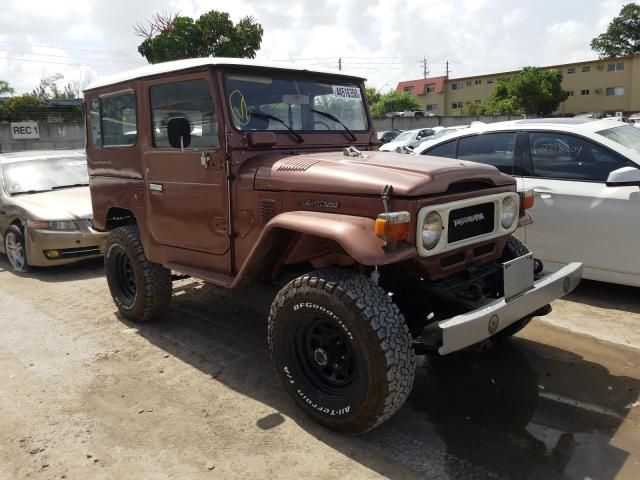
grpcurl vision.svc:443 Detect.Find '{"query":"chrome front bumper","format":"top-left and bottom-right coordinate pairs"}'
top-left (438, 262), bottom-right (583, 355)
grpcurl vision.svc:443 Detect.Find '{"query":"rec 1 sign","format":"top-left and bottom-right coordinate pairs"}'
top-left (11, 122), bottom-right (40, 140)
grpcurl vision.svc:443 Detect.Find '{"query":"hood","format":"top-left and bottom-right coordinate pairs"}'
top-left (9, 186), bottom-right (93, 220)
top-left (253, 150), bottom-right (514, 197)
top-left (379, 139), bottom-right (413, 151)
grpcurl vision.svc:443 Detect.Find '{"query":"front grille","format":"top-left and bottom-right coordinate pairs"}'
top-left (447, 203), bottom-right (495, 243)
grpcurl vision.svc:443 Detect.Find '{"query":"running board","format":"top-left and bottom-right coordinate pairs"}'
top-left (165, 263), bottom-right (234, 288)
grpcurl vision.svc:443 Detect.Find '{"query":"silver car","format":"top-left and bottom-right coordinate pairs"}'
top-left (0, 150), bottom-right (106, 272)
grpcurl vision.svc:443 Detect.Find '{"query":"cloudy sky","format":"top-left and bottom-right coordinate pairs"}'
top-left (0, 0), bottom-right (634, 95)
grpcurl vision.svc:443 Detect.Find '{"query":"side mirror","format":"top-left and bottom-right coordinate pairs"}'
top-left (606, 166), bottom-right (640, 187)
top-left (167, 117), bottom-right (192, 149)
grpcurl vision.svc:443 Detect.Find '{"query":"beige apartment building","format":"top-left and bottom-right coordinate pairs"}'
top-left (396, 54), bottom-right (640, 116)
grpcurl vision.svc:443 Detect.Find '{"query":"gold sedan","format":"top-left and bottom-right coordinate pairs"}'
top-left (0, 150), bottom-right (106, 272)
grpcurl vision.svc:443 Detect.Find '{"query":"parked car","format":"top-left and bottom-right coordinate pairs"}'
top-left (413, 124), bottom-right (472, 150)
top-left (379, 128), bottom-right (436, 151)
top-left (376, 129), bottom-right (403, 144)
top-left (414, 118), bottom-right (640, 286)
top-left (0, 150), bottom-right (106, 272)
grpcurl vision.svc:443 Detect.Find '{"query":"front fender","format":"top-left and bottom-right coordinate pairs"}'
top-left (232, 211), bottom-right (417, 287)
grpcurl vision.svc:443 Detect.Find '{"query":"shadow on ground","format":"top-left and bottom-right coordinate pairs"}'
top-left (0, 256), bottom-right (104, 282)
top-left (114, 279), bottom-right (640, 480)
top-left (562, 279), bottom-right (640, 315)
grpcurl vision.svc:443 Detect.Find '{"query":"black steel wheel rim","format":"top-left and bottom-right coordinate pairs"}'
top-left (295, 314), bottom-right (356, 397)
top-left (110, 247), bottom-right (136, 306)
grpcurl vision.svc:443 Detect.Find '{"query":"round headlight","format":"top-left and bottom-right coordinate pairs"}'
top-left (422, 211), bottom-right (443, 250)
top-left (501, 196), bottom-right (517, 229)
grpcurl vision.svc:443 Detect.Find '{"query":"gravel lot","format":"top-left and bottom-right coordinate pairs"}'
top-left (1, 257), bottom-right (639, 479)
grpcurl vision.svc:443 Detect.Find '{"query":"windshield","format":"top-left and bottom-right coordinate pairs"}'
top-left (2, 156), bottom-right (88, 195)
top-left (597, 125), bottom-right (640, 155)
top-left (224, 72), bottom-right (368, 133)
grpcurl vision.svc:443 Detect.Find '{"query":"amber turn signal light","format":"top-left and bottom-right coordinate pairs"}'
top-left (520, 189), bottom-right (535, 210)
top-left (375, 211), bottom-right (411, 243)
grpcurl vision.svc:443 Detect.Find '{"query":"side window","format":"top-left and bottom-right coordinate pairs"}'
top-left (150, 79), bottom-right (219, 148)
top-left (89, 98), bottom-right (101, 147)
top-left (529, 132), bottom-right (628, 181)
top-left (424, 140), bottom-right (456, 158)
top-left (101, 91), bottom-right (137, 147)
top-left (457, 133), bottom-right (516, 174)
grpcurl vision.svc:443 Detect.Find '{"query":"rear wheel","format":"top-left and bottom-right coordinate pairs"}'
top-left (268, 268), bottom-right (415, 434)
top-left (104, 225), bottom-right (172, 322)
top-left (4, 225), bottom-right (29, 273)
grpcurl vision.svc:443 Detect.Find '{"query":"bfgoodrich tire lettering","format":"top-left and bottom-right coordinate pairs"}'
top-left (104, 225), bottom-right (172, 322)
top-left (268, 268), bottom-right (416, 434)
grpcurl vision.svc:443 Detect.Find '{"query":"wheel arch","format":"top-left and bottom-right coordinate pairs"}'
top-left (233, 211), bottom-right (416, 286)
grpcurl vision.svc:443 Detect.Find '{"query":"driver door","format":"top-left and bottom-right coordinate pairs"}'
top-left (142, 74), bottom-right (230, 263)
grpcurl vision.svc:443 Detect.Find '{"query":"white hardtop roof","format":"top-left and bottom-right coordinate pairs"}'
top-left (0, 150), bottom-right (85, 164)
top-left (85, 57), bottom-right (364, 91)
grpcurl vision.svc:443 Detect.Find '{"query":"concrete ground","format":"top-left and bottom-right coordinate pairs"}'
top-left (0, 257), bottom-right (638, 480)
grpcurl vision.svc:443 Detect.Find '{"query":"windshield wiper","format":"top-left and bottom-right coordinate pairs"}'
top-left (11, 189), bottom-right (53, 196)
top-left (310, 109), bottom-right (357, 141)
top-left (249, 112), bottom-right (304, 143)
top-left (52, 183), bottom-right (89, 190)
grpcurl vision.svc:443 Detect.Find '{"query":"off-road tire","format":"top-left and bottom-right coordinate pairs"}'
top-left (268, 268), bottom-right (416, 434)
top-left (4, 224), bottom-right (30, 273)
top-left (104, 225), bottom-right (172, 322)
top-left (494, 235), bottom-right (541, 340)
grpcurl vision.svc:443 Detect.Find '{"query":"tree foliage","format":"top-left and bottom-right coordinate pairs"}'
top-left (370, 91), bottom-right (420, 118)
top-left (0, 95), bottom-right (46, 121)
top-left (591, 3), bottom-right (640, 57)
top-left (365, 87), bottom-right (382, 109)
top-left (464, 67), bottom-right (568, 116)
top-left (136, 10), bottom-right (264, 64)
top-left (0, 80), bottom-right (14, 96)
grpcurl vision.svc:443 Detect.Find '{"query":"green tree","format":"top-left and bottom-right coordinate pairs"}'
top-left (0, 80), bottom-right (14, 96)
top-left (365, 87), bottom-right (381, 109)
top-left (490, 67), bottom-right (568, 115)
top-left (370, 91), bottom-right (420, 118)
top-left (136, 11), bottom-right (264, 64)
top-left (0, 95), bottom-right (46, 121)
top-left (591, 3), bottom-right (640, 57)
top-left (31, 73), bottom-right (64, 100)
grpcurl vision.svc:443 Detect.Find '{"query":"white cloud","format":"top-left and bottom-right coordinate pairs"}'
top-left (0, 0), bottom-right (633, 95)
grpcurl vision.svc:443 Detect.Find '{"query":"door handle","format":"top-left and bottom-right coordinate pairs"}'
top-left (533, 187), bottom-right (555, 199)
top-left (149, 183), bottom-right (163, 193)
top-left (200, 152), bottom-right (211, 169)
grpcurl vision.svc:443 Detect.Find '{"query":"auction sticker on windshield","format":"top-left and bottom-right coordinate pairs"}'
top-left (332, 86), bottom-right (361, 100)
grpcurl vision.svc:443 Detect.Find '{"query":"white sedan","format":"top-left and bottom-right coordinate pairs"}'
top-left (379, 128), bottom-right (435, 152)
top-left (414, 118), bottom-right (640, 287)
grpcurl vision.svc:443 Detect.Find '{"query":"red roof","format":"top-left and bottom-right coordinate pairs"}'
top-left (396, 76), bottom-right (446, 95)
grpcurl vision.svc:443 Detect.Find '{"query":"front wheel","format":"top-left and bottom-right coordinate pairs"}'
top-left (104, 225), bottom-right (172, 322)
top-left (268, 269), bottom-right (416, 434)
top-left (4, 225), bottom-right (29, 273)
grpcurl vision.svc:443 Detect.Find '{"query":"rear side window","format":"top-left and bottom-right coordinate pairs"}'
top-left (101, 91), bottom-right (137, 147)
top-left (89, 98), bottom-right (101, 147)
top-left (457, 133), bottom-right (516, 174)
top-left (150, 79), bottom-right (219, 148)
top-left (423, 140), bottom-right (456, 158)
top-left (529, 132), bottom-right (628, 181)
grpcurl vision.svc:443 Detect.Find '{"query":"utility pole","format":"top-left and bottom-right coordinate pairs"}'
top-left (338, 58), bottom-right (342, 71)
top-left (445, 60), bottom-right (451, 78)
top-left (422, 57), bottom-right (429, 79)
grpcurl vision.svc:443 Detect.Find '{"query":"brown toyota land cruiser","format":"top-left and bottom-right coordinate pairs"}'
top-left (84, 58), bottom-right (582, 434)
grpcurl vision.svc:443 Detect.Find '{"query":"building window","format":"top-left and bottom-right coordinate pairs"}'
top-left (568, 91), bottom-right (574, 96)
top-left (465, 81), bottom-right (472, 86)
top-left (607, 62), bottom-right (624, 72)
top-left (451, 82), bottom-right (463, 90)
top-left (581, 89), bottom-right (590, 96)
top-left (426, 104), bottom-right (438, 112)
top-left (487, 79), bottom-right (494, 84)
top-left (581, 65), bottom-right (590, 73)
top-left (425, 84), bottom-right (436, 93)
top-left (404, 86), bottom-right (414, 95)
top-left (606, 87), bottom-right (625, 96)
top-left (451, 101), bottom-right (464, 109)
top-left (475, 99), bottom-right (481, 103)
top-left (567, 67), bottom-right (575, 74)
top-left (474, 79), bottom-right (482, 85)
